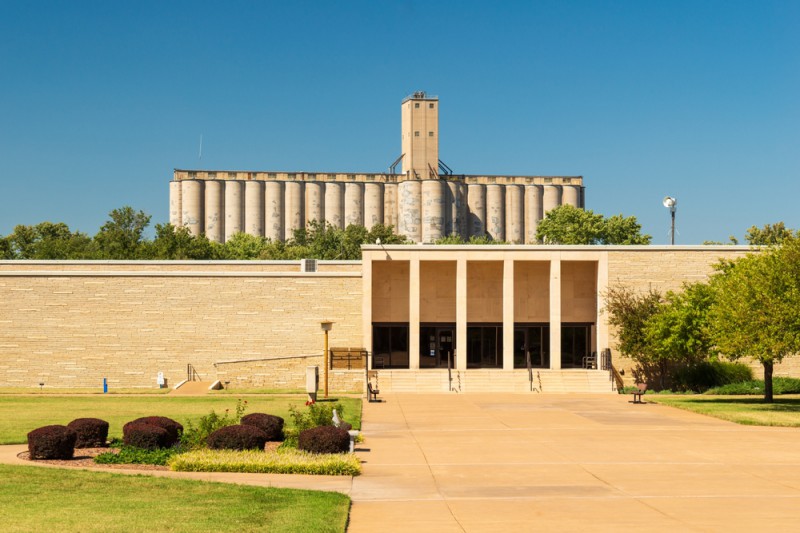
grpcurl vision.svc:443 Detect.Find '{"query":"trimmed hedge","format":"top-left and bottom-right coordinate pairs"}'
top-left (125, 417), bottom-right (183, 447)
top-left (123, 423), bottom-right (170, 450)
top-left (240, 413), bottom-right (284, 441)
top-left (27, 425), bottom-right (77, 460)
top-left (67, 418), bottom-right (109, 448)
top-left (298, 425), bottom-right (349, 455)
top-left (673, 360), bottom-right (754, 392)
top-left (207, 424), bottom-right (268, 451)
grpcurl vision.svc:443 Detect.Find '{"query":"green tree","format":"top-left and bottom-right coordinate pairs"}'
top-left (604, 286), bottom-right (664, 385)
top-left (93, 207), bottom-right (151, 259)
top-left (150, 224), bottom-right (218, 260)
top-left (644, 282), bottom-right (716, 368)
top-left (220, 232), bottom-right (270, 260)
top-left (433, 234), bottom-right (508, 244)
top-left (0, 234), bottom-right (14, 259)
top-left (7, 222), bottom-right (93, 259)
top-left (708, 236), bottom-right (800, 402)
top-left (537, 205), bottom-right (651, 245)
top-left (744, 222), bottom-right (795, 246)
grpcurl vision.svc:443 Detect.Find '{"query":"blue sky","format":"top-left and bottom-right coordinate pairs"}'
top-left (1, 0), bottom-right (798, 244)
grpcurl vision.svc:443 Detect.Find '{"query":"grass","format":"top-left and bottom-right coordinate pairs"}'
top-left (0, 387), bottom-right (171, 395)
top-left (649, 394), bottom-right (800, 426)
top-left (0, 464), bottom-right (349, 533)
top-left (170, 448), bottom-right (361, 476)
top-left (0, 395), bottom-right (361, 444)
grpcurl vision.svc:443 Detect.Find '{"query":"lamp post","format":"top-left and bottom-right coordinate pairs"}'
top-left (320, 321), bottom-right (333, 398)
top-left (663, 196), bottom-right (677, 245)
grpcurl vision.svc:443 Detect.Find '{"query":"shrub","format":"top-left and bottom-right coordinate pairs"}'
top-left (67, 418), bottom-right (109, 448)
top-left (289, 402), bottom-right (345, 432)
top-left (207, 424), bottom-right (268, 451)
top-left (27, 425), bottom-right (77, 460)
top-left (95, 445), bottom-right (177, 466)
top-left (180, 401), bottom-right (248, 450)
top-left (706, 377), bottom-right (800, 395)
top-left (241, 413), bottom-right (284, 441)
top-left (169, 448), bottom-right (361, 476)
top-left (123, 423), bottom-right (170, 450)
top-left (298, 425), bottom-right (349, 454)
top-left (673, 360), bottom-right (753, 392)
top-left (126, 417), bottom-right (183, 447)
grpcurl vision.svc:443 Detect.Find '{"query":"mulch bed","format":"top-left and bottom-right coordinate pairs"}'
top-left (18, 441), bottom-right (283, 471)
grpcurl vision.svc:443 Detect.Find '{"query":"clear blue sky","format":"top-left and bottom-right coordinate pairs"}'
top-left (1, 0), bottom-right (798, 244)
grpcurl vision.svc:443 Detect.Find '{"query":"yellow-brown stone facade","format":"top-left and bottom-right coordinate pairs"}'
top-left (0, 262), bottom-right (362, 389)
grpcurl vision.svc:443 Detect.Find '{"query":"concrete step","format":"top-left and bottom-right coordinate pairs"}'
top-left (171, 381), bottom-right (214, 395)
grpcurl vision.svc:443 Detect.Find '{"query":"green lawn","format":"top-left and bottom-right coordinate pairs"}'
top-left (0, 464), bottom-right (349, 533)
top-left (0, 395), bottom-right (361, 444)
top-left (649, 394), bottom-right (800, 426)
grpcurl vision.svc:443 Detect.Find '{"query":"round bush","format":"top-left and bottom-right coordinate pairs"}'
top-left (67, 418), bottom-right (109, 448)
top-left (123, 423), bottom-right (170, 450)
top-left (27, 425), bottom-right (77, 460)
top-left (126, 416), bottom-right (183, 446)
top-left (207, 424), bottom-right (268, 451)
top-left (298, 425), bottom-right (350, 454)
top-left (240, 413), bottom-right (284, 441)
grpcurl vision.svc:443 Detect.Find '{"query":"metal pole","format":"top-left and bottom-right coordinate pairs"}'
top-left (324, 329), bottom-right (329, 398)
top-left (670, 209), bottom-right (676, 245)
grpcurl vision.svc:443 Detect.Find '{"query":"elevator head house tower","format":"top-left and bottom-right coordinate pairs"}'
top-left (401, 91), bottom-right (439, 178)
top-left (170, 93), bottom-right (585, 244)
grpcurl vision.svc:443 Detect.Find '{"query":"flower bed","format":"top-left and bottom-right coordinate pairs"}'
top-left (169, 448), bottom-right (361, 476)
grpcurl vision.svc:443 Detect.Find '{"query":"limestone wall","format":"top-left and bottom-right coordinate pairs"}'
top-left (0, 261), bottom-right (362, 389)
top-left (216, 355), bottom-right (365, 393)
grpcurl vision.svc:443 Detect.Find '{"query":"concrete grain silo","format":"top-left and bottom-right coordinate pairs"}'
top-left (224, 181), bottom-right (244, 240)
top-left (204, 180), bottom-right (224, 243)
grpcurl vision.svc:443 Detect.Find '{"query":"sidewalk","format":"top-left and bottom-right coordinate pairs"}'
top-left (348, 393), bottom-right (800, 532)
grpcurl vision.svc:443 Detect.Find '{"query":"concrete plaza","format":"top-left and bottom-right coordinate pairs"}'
top-left (349, 393), bottom-right (800, 532)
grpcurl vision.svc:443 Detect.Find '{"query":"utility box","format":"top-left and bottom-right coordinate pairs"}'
top-left (306, 366), bottom-right (319, 403)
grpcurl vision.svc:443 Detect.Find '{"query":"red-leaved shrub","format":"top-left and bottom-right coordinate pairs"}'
top-left (298, 425), bottom-right (349, 454)
top-left (27, 425), bottom-right (77, 459)
top-left (67, 418), bottom-right (109, 448)
top-left (206, 424), bottom-right (268, 451)
top-left (125, 416), bottom-right (183, 446)
top-left (122, 423), bottom-right (170, 450)
top-left (240, 413), bottom-right (284, 441)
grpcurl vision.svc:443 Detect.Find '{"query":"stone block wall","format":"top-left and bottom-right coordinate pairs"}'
top-left (0, 262), bottom-right (362, 388)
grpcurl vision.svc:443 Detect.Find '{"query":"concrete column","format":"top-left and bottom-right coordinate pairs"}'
top-left (456, 257), bottom-right (467, 372)
top-left (284, 181), bottom-right (304, 240)
top-left (224, 181), bottom-right (244, 240)
top-left (244, 181), bottom-right (265, 237)
top-left (503, 258), bottom-right (514, 370)
top-left (409, 256), bottom-right (421, 370)
top-left (398, 181), bottom-right (422, 242)
top-left (344, 182), bottom-right (364, 227)
top-left (325, 182), bottom-right (344, 230)
top-left (421, 180), bottom-right (445, 243)
top-left (362, 252), bottom-right (373, 369)
top-left (549, 256), bottom-right (562, 370)
top-left (486, 184), bottom-right (505, 241)
top-left (305, 182), bottom-right (325, 225)
top-left (180, 180), bottom-right (204, 236)
top-left (505, 184), bottom-right (524, 244)
top-left (383, 182), bottom-right (398, 229)
top-left (524, 185), bottom-right (543, 244)
top-left (543, 185), bottom-right (561, 215)
top-left (467, 184), bottom-right (486, 238)
top-left (596, 254), bottom-right (609, 360)
top-left (364, 183), bottom-right (383, 228)
top-left (264, 181), bottom-right (284, 241)
top-left (562, 185), bottom-right (580, 208)
top-left (204, 180), bottom-right (224, 243)
top-left (169, 181), bottom-right (182, 227)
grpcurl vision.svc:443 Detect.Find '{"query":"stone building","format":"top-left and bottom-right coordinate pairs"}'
top-left (4, 245), bottom-right (794, 393)
top-left (169, 93), bottom-right (584, 244)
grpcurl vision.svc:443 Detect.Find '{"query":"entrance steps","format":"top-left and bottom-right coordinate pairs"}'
top-left (171, 381), bottom-right (215, 395)
top-left (372, 369), bottom-right (614, 394)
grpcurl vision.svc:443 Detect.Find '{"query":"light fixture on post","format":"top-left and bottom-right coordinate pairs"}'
top-left (320, 321), bottom-right (334, 398)
top-left (663, 196), bottom-right (677, 245)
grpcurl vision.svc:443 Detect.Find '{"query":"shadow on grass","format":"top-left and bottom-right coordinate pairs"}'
top-left (665, 397), bottom-right (800, 410)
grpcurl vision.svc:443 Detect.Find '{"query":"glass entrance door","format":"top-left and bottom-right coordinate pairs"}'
top-left (420, 326), bottom-right (456, 369)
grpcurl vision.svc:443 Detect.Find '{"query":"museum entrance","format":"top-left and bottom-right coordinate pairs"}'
top-left (419, 325), bottom-right (456, 369)
top-left (513, 325), bottom-right (550, 369)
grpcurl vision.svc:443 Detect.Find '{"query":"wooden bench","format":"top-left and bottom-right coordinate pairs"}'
top-left (367, 382), bottom-right (380, 403)
top-left (631, 383), bottom-right (648, 403)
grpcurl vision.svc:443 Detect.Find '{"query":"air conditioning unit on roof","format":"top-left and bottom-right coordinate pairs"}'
top-left (300, 259), bottom-right (318, 273)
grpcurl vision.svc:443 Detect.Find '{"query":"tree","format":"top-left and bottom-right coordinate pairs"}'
top-left (708, 236), bottom-right (800, 402)
top-left (744, 222), bottom-right (795, 245)
top-left (644, 282), bottom-right (716, 369)
top-left (604, 286), bottom-right (664, 384)
top-left (433, 234), bottom-right (507, 244)
top-left (93, 207), bottom-right (151, 259)
top-left (0, 235), bottom-right (13, 259)
top-left (537, 205), bottom-right (651, 245)
top-left (150, 223), bottom-right (218, 260)
top-left (6, 222), bottom-right (93, 259)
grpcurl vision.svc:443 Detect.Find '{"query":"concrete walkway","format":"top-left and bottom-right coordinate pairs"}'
top-left (349, 394), bottom-right (800, 532)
